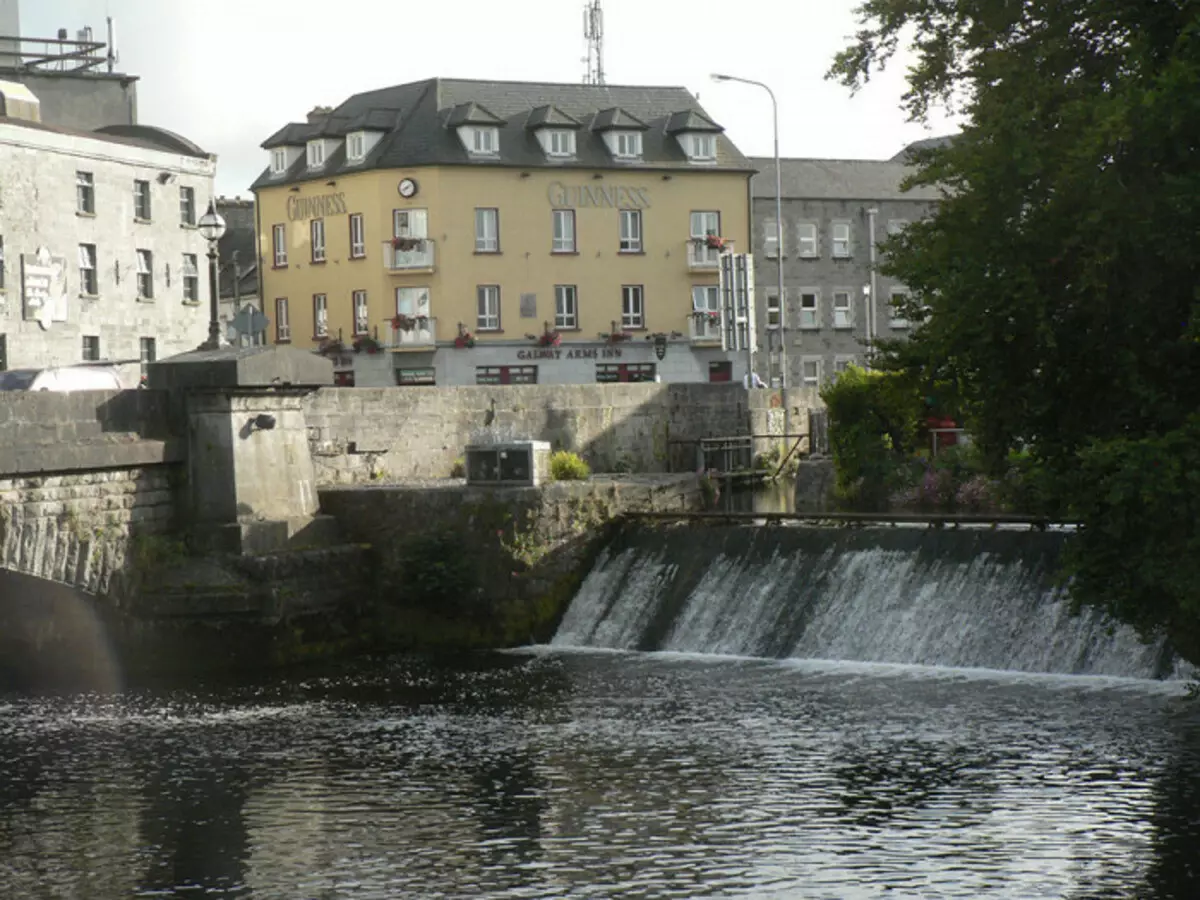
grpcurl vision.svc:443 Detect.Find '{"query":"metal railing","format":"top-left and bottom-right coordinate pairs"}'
top-left (384, 317), bottom-right (437, 349)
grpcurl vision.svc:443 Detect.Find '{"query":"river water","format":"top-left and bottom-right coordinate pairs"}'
top-left (1, 650), bottom-right (1196, 899)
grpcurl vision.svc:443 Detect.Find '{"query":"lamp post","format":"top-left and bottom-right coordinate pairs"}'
top-left (711, 73), bottom-right (785, 388)
top-left (197, 200), bottom-right (228, 351)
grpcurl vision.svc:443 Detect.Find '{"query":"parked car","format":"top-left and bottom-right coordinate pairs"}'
top-left (0, 365), bottom-right (123, 392)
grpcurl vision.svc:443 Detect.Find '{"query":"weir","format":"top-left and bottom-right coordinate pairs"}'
top-left (552, 522), bottom-right (1188, 680)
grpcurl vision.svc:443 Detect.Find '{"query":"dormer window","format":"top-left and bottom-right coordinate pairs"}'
top-left (547, 130), bottom-right (576, 158)
top-left (470, 127), bottom-right (499, 155)
top-left (306, 140), bottom-right (325, 169)
top-left (613, 131), bottom-right (642, 159)
top-left (347, 131), bottom-right (366, 162)
top-left (686, 133), bottom-right (716, 162)
top-left (270, 148), bottom-right (288, 174)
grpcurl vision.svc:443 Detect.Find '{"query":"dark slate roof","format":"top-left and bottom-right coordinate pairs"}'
top-left (0, 116), bottom-right (211, 158)
top-left (446, 101), bottom-right (507, 127)
top-left (252, 77), bottom-right (752, 189)
top-left (526, 104), bottom-right (581, 129)
top-left (665, 109), bottom-right (722, 134)
top-left (890, 134), bottom-right (957, 162)
top-left (346, 108), bottom-right (402, 132)
top-left (748, 157), bottom-right (943, 202)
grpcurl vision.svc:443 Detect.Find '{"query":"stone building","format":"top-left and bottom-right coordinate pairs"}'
top-left (216, 196), bottom-right (263, 345)
top-left (253, 77), bottom-right (756, 387)
top-left (0, 87), bottom-right (217, 382)
top-left (748, 154), bottom-right (942, 387)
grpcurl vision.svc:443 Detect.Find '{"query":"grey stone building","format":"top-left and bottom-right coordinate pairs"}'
top-left (748, 155), bottom-right (942, 387)
top-left (0, 87), bottom-right (217, 382)
top-left (216, 196), bottom-right (263, 344)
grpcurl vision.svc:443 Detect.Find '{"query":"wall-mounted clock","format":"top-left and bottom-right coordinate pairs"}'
top-left (398, 178), bottom-right (419, 198)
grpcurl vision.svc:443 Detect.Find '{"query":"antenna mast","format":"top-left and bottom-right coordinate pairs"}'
top-left (583, 0), bottom-right (605, 85)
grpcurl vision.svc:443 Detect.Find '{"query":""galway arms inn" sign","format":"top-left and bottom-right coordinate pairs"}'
top-left (516, 346), bottom-right (625, 361)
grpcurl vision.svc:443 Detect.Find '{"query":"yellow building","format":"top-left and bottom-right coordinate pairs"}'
top-left (252, 78), bottom-right (755, 386)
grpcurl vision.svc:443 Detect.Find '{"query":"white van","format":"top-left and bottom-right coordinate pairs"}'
top-left (0, 365), bottom-right (123, 392)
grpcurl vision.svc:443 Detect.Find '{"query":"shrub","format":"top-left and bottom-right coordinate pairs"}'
top-left (449, 457), bottom-right (466, 478)
top-left (549, 450), bottom-right (590, 481)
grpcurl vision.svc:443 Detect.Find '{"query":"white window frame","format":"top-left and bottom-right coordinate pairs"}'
top-left (766, 290), bottom-right (782, 330)
top-left (475, 208), bottom-right (499, 253)
top-left (179, 186), bottom-right (196, 226)
top-left (552, 209), bottom-right (576, 253)
top-left (275, 297), bottom-right (291, 342)
top-left (347, 131), bottom-right (366, 162)
top-left (690, 211), bottom-right (721, 265)
top-left (273, 224), bottom-right (287, 267)
top-left (78, 243), bottom-right (97, 295)
top-left (763, 219), bottom-right (783, 258)
top-left (614, 131), bottom-right (642, 159)
top-left (306, 140), bottom-right (325, 169)
top-left (393, 208), bottom-right (428, 239)
top-left (833, 290), bottom-right (854, 329)
top-left (395, 286), bottom-right (430, 318)
top-left (136, 249), bottom-right (153, 299)
top-left (890, 287), bottom-right (911, 329)
top-left (554, 284), bottom-right (578, 329)
top-left (349, 213), bottom-right (365, 259)
top-left (832, 222), bottom-right (852, 258)
top-left (798, 290), bottom-right (820, 330)
top-left (692, 284), bottom-right (720, 340)
top-left (472, 127), bottom-right (499, 155)
top-left (621, 284), bottom-right (644, 329)
top-left (313, 293), bottom-right (328, 337)
top-left (619, 209), bottom-right (642, 253)
top-left (139, 337), bottom-right (156, 376)
top-left (476, 285), bottom-right (501, 331)
top-left (270, 148), bottom-right (288, 174)
top-left (82, 335), bottom-right (101, 362)
top-left (311, 218), bottom-right (326, 263)
top-left (76, 171), bottom-right (95, 215)
top-left (353, 289), bottom-right (369, 335)
top-left (182, 253), bottom-right (199, 303)
top-left (688, 133), bottom-right (716, 161)
top-left (134, 179), bottom-right (152, 221)
top-left (547, 130), bottom-right (576, 157)
top-left (801, 356), bottom-right (823, 387)
top-left (797, 222), bottom-right (818, 258)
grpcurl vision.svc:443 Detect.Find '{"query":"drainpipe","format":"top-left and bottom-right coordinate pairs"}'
top-left (866, 207), bottom-right (879, 366)
top-left (252, 194), bottom-right (266, 345)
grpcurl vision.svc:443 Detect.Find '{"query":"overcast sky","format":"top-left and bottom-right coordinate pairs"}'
top-left (20, 0), bottom-right (958, 197)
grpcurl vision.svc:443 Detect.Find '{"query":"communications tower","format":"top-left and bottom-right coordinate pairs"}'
top-left (583, 0), bottom-right (605, 85)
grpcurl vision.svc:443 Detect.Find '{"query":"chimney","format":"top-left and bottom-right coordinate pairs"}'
top-left (306, 105), bottom-right (333, 123)
top-left (0, 0), bottom-right (21, 64)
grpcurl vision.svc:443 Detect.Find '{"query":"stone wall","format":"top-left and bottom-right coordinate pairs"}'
top-left (304, 383), bottom-right (753, 485)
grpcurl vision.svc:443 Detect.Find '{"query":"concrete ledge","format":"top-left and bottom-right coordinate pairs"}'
top-left (0, 437), bottom-right (186, 478)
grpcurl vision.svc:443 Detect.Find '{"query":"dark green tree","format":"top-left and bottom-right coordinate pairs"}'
top-left (830, 1), bottom-right (1200, 661)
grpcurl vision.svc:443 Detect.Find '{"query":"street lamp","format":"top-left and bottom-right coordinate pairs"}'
top-left (197, 200), bottom-right (228, 351)
top-left (711, 73), bottom-right (786, 388)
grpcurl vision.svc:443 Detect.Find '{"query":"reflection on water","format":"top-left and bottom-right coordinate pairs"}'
top-left (1, 652), bottom-right (1197, 899)
top-left (719, 478), bottom-right (797, 514)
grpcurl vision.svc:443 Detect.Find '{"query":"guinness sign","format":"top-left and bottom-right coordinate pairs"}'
top-left (547, 181), bottom-right (651, 210)
top-left (287, 192), bottom-right (348, 221)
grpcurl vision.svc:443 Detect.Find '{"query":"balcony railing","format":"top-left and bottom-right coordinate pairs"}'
top-left (384, 316), bottom-right (437, 349)
top-left (687, 240), bottom-right (723, 270)
top-left (689, 313), bottom-right (723, 345)
top-left (383, 239), bottom-right (435, 272)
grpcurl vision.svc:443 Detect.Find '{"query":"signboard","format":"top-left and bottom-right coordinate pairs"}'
top-left (231, 304), bottom-right (269, 337)
top-left (516, 347), bottom-right (624, 361)
top-left (287, 192), bottom-right (347, 221)
top-left (546, 181), bottom-right (651, 209)
top-left (519, 293), bottom-right (537, 318)
top-left (21, 247), bottom-right (68, 331)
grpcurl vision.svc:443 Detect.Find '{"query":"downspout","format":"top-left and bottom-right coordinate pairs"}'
top-left (253, 193), bottom-right (265, 345)
top-left (867, 207), bottom-right (879, 366)
top-left (232, 250), bottom-right (243, 346)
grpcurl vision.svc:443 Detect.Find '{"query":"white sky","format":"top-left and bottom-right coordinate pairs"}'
top-left (20, 0), bottom-right (958, 197)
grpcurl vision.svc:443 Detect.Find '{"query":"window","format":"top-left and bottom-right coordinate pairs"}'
top-left (76, 172), bottom-right (95, 215)
top-left (476, 365), bottom-right (538, 385)
top-left (349, 213), bottom-right (366, 259)
top-left (614, 131), bottom-right (642, 159)
top-left (136, 250), bottom-right (153, 299)
top-left (271, 148), bottom-right (288, 174)
top-left (621, 285), bottom-right (644, 329)
top-left (180, 187), bottom-right (196, 226)
top-left (78, 243), bottom-right (97, 295)
top-left (310, 219), bottom-right (326, 263)
top-left (690, 211), bottom-right (721, 265)
top-left (766, 291), bottom-right (782, 329)
top-left (272, 224), bottom-right (287, 267)
top-left (832, 222), bottom-right (852, 258)
top-left (475, 208), bottom-right (499, 253)
top-left (554, 285), bottom-right (578, 329)
top-left (833, 290), bottom-right (853, 328)
top-left (306, 140), bottom-right (325, 169)
top-left (687, 133), bottom-right (716, 161)
top-left (353, 290), bottom-right (369, 335)
top-left (393, 208), bottom-right (428, 239)
top-left (834, 356), bottom-right (856, 376)
top-left (471, 127), bottom-right (498, 155)
top-left (82, 335), bottom-right (100, 361)
top-left (708, 360), bottom-right (733, 383)
top-left (801, 357), bottom-right (822, 387)
top-left (692, 284), bottom-right (720, 340)
top-left (798, 291), bottom-right (820, 329)
top-left (139, 337), bottom-right (156, 378)
top-left (313, 293), bottom-right (328, 337)
top-left (552, 209), bottom-right (576, 253)
top-left (547, 130), bottom-right (576, 157)
top-left (619, 209), bottom-right (642, 253)
top-left (395, 286), bottom-right (430, 319)
top-left (0, 235), bottom-right (5, 291)
top-left (890, 288), bottom-right (910, 329)
top-left (797, 222), bottom-right (818, 257)
top-left (347, 132), bottom-right (365, 161)
top-left (275, 298), bottom-right (291, 342)
top-left (763, 219), bottom-right (783, 257)
top-left (182, 254), bottom-right (199, 303)
top-left (596, 363), bottom-right (657, 383)
top-left (477, 285), bottom-right (501, 331)
top-left (134, 180), bottom-right (152, 221)
top-left (397, 367), bottom-right (436, 386)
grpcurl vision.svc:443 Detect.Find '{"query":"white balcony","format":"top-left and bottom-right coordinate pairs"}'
top-left (687, 240), bottom-right (723, 270)
top-left (689, 313), bottom-right (723, 345)
top-left (383, 239), bottom-right (436, 273)
top-left (384, 315), bottom-right (437, 349)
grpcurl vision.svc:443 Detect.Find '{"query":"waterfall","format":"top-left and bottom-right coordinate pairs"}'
top-left (552, 523), bottom-right (1187, 680)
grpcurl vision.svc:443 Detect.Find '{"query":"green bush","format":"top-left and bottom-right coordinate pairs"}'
top-left (549, 450), bottom-right (591, 481)
top-left (449, 457), bottom-right (466, 478)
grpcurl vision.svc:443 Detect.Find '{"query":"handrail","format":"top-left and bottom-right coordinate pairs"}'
top-left (622, 510), bottom-right (1075, 529)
